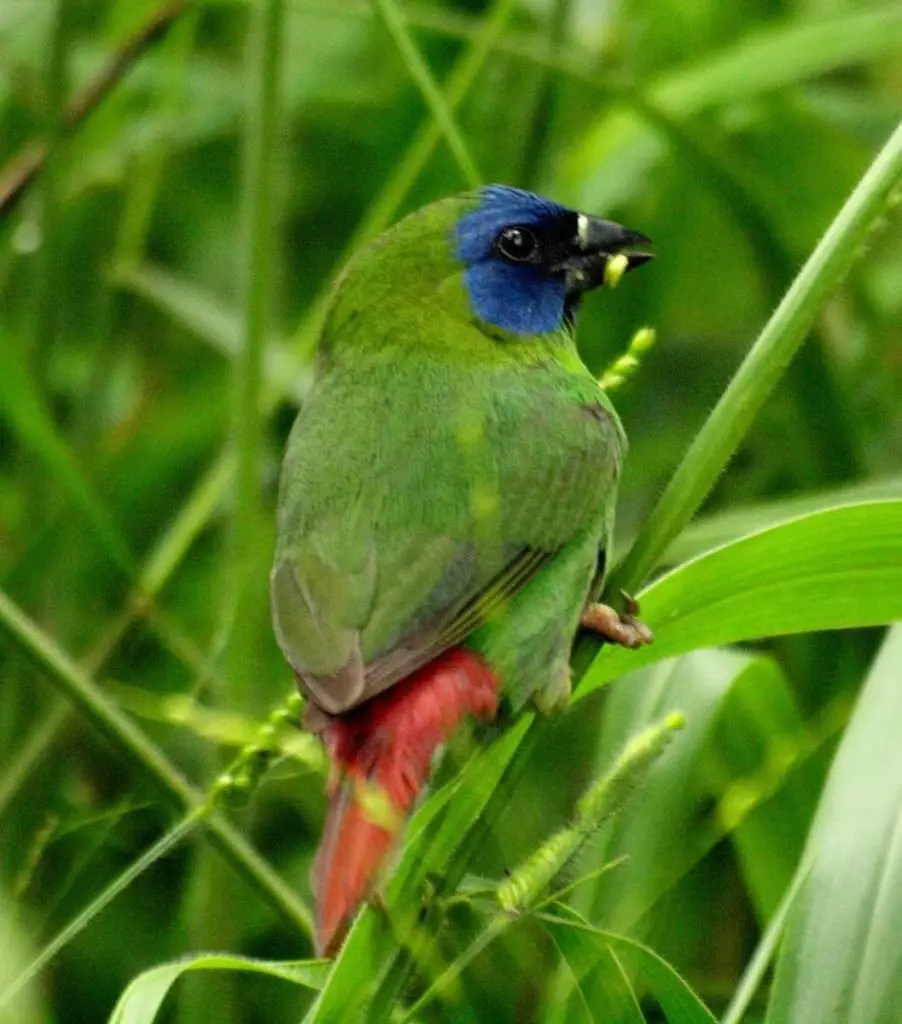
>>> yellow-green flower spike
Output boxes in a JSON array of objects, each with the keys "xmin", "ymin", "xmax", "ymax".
[
  {"xmin": 603, "ymin": 252, "xmax": 630, "ymax": 289},
  {"xmin": 600, "ymin": 326, "xmax": 657, "ymax": 393},
  {"xmin": 497, "ymin": 712, "xmax": 683, "ymax": 914},
  {"xmin": 209, "ymin": 688, "xmax": 312, "ymax": 810}
]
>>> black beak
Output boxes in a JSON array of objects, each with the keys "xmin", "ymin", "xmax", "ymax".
[{"xmin": 555, "ymin": 215, "xmax": 654, "ymax": 295}]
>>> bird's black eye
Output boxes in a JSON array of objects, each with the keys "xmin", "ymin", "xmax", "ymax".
[{"xmin": 496, "ymin": 225, "xmax": 538, "ymax": 263}]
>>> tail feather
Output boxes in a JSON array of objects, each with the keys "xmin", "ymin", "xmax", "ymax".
[
  {"xmin": 311, "ymin": 647, "xmax": 500, "ymax": 957},
  {"xmin": 313, "ymin": 779, "xmax": 397, "ymax": 957}
]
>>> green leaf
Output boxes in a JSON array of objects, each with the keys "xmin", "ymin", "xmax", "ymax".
[
  {"xmin": 766, "ymin": 625, "xmax": 902, "ymax": 1024},
  {"xmin": 543, "ymin": 910, "xmax": 718, "ymax": 1024},
  {"xmin": 107, "ymin": 953, "xmax": 329, "ymax": 1024},
  {"xmin": 604, "ymin": 121, "xmax": 902, "ymax": 600},
  {"xmin": 663, "ymin": 475, "xmax": 902, "ymax": 567},
  {"xmin": 579, "ymin": 500, "xmax": 902, "ymax": 701},
  {"xmin": 372, "ymin": 0, "xmax": 480, "ymax": 187},
  {"xmin": 548, "ymin": 923, "xmax": 645, "ymax": 1024}
]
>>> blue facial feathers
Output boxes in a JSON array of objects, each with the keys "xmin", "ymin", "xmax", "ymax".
[
  {"xmin": 456, "ymin": 186, "xmax": 569, "ymax": 263},
  {"xmin": 456, "ymin": 186, "xmax": 571, "ymax": 337}
]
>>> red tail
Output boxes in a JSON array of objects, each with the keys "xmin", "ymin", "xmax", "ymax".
[{"xmin": 312, "ymin": 647, "xmax": 500, "ymax": 957}]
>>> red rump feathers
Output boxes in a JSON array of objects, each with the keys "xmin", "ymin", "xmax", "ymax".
[{"xmin": 312, "ymin": 647, "xmax": 500, "ymax": 956}]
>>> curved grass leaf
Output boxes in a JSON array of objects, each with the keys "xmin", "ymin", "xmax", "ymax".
[
  {"xmin": 604, "ymin": 121, "xmax": 902, "ymax": 601},
  {"xmin": 542, "ymin": 909, "xmax": 717, "ymax": 1024},
  {"xmin": 765, "ymin": 625, "xmax": 902, "ymax": 1024},
  {"xmin": 107, "ymin": 953, "xmax": 328, "ymax": 1024},
  {"xmin": 549, "ymin": 924, "xmax": 645, "ymax": 1024},
  {"xmin": 373, "ymin": 0, "xmax": 480, "ymax": 187},
  {"xmin": 578, "ymin": 500, "xmax": 902, "ymax": 701},
  {"xmin": 662, "ymin": 475, "xmax": 902, "ymax": 568}
]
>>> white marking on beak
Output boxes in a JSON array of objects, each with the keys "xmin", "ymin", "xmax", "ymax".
[{"xmin": 577, "ymin": 213, "xmax": 590, "ymax": 249}]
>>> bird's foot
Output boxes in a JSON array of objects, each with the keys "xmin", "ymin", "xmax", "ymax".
[{"xmin": 581, "ymin": 593, "xmax": 653, "ymax": 649}]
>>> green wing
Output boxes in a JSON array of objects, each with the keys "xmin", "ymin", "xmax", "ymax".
[{"xmin": 270, "ymin": 358, "xmax": 623, "ymax": 715}]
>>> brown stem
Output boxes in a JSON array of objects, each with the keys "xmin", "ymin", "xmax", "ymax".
[{"xmin": 0, "ymin": 0, "xmax": 189, "ymax": 220}]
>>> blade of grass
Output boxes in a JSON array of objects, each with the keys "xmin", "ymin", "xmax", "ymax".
[
  {"xmin": 372, "ymin": 0, "xmax": 480, "ymax": 189},
  {"xmin": 109, "ymin": 953, "xmax": 329, "ymax": 1024},
  {"xmin": 350, "ymin": 0, "xmax": 513, "ymax": 246},
  {"xmin": 517, "ymin": 0, "xmax": 571, "ymax": 188},
  {"xmin": 721, "ymin": 862, "xmax": 810, "ymax": 1024},
  {"xmin": 0, "ymin": 811, "xmax": 204, "ymax": 1013},
  {"xmin": 765, "ymin": 625, "xmax": 902, "ymax": 1024},
  {"xmin": 0, "ymin": 0, "xmax": 189, "ymax": 220},
  {"xmin": 0, "ymin": 588, "xmax": 313, "ymax": 940},
  {"xmin": 179, "ymin": 6, "xmax": 287, "ymax": 1010},
  {"xmin": 228, "ymin": 0, "xmax": 284, "ymax": 709},
  {"xmin": 539, "ymin": 912, "xmax": 718, "ymax": 1024},
  {"xmin": 581, "ymin": 500, "xmax": 902, "ymax": 697},
  {"xmin": 604, "ymin": 118, "xmax": 902, "ymax": 603},
  {"xmin": 662, "ymin": 474, "xmax": 902, "ymax": 566}
]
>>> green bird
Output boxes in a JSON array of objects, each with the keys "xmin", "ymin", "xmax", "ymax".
[{"xmin": 270, "ymin": 185, "xmax": 653, "ymax": 955}]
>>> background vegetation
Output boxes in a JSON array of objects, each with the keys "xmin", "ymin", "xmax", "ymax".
[{"xmin": 1, "ymin": 0, "xmax": 901, "ymax": 1021}]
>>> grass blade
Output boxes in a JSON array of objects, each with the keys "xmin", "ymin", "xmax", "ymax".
[
  {"xmin": 765, "ymin": 626, "xmax": 902, "ymax": 1024},
  {"xmin": 373, "ymin": 0, "xmax": 481, "ymax": 188},
  {"xmin": 605, "ymin": 119, "xmax": 902, "ymax": 600},
  {"xmin": 108, "ymin": 953, "xmax": 328, "ymax": 1024},
  {"xmin": 0, "ymin": 588, "xmax": 313, "ymax": 939}
]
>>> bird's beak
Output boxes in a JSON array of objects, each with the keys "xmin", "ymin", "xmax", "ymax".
[{"xmin": 555, "ymin": 215, "xmax": 653, "ymax": 295}]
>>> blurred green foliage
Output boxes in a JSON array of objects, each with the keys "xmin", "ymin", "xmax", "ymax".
[{"xmin": 0, "ymin": 0, "xmax": 900, "ymax": 1021}]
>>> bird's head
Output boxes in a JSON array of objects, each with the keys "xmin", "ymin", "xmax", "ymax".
[
  {"xmin": 456, "ymin": 184, "xmax": 652, "ymax": 336},
  {"xmin": 323, "ymin": 185, "xmax": 652, "ymax": 353}
]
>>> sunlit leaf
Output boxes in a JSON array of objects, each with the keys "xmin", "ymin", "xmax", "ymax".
[
  {"xmin": 578, "ymin": 501, "xmax": 902, "ymax": 701},
  {"xmin": 766, "ymin": 625, "xmax": 902, "ymax": 1024},
  {"xmin": 663, "ymin": 475, "xmax": 902, "ymax": 567},
  {"xmin": 107, "ymin": 953, "xmax": 328, "ymax": 1024}
]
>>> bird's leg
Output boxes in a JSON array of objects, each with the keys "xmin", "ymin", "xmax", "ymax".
[{"xmin": 580, "ymin": 592, "xmax": 653, "ymax": 649}]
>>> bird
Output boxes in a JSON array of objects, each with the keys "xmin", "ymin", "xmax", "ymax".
[{"xmin": 270, "ymin": 184, "xmax": 654, "ymax": 956}]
